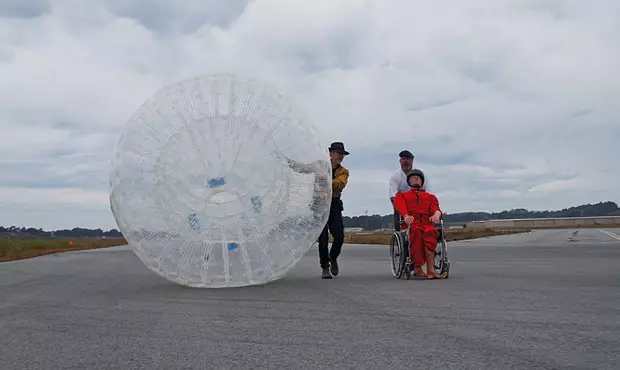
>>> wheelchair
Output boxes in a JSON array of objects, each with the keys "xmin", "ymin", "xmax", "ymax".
[{"xmin": 389, "ymin": 214, "xmax": 451, "ymax": 280}]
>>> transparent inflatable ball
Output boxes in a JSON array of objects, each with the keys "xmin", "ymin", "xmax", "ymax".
[{"xmin": 109, "ymin": 74, "xmax": 332, "ymax": 288}]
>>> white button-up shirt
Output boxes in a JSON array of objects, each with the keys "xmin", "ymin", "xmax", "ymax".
[{"xmin": 389, "ymin": 168, "xmax": 430, "ymax": 198}]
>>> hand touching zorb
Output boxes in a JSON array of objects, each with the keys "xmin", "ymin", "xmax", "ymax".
[{"xmin": 109, "ymin": 74, "xmax": 332, "ymax": 288}]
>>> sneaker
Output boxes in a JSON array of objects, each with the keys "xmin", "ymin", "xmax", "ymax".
[
  {"xmin": 321, "ymin": 266, "xmax": 332, "ymax": 279},
  {"xmin": 330, "ymin": 259, "xmax": 339, "ymax": 276}
]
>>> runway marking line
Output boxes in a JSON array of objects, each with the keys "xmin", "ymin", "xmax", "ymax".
[{"xmin": 599, "ymin": 229, "xmax": 620, "ymax": 241}]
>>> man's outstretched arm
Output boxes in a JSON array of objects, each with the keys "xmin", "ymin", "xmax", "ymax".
[{"xmin": 284, "ymin": 156, "xmax": 328, "ymax": 175}]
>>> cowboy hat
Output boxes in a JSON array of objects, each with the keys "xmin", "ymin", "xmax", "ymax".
[{"xmin": 328, "ymin": 142, "xmax": 349, "ymax": 155}]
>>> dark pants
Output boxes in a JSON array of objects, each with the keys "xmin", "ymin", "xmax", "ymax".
[
  {"xmin": 318, "ymin": 198, "xmax": 344, "ymax": 268},
  {"xmin": 393, "ymin": 209, "xmax": 401, "ymax": 231}
]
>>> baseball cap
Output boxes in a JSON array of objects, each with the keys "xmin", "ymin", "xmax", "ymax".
[{"xmin": 399, "ymin": 150, "xmax": 414, "ymax": 159}]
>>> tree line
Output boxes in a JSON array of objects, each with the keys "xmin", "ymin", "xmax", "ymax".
[
  {"xmin": 0, "ymin": 226, "xmax": 123, "ymax": 239},
  {"xmin": 1, "ymin": 201, "xmax": 618, "ymax": 237},
  {"xmin": 344, "ymin": 201, "xmax": 619, "ymax": 230}
]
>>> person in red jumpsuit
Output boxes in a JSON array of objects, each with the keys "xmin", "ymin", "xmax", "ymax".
[{"xmin": 393, "ymin": 169, "xmax": 443, "ymax": 279}]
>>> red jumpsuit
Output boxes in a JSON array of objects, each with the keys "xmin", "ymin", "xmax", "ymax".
[{"xmin": 393, "ymin": 188, "xmax": 443, "ymax": 268}]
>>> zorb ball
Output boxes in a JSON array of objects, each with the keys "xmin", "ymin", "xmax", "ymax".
[{"xmin": 109, "ymin": 74, "xmax": 332, "ymax": 288}]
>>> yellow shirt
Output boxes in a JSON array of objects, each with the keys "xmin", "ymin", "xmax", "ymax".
[{"xmin": 332, "ymin": 164, "xmax": 349, "ymax": 199}]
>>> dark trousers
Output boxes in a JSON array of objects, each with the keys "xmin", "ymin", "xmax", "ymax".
[
  {"xmin": 318, "ymin": 199, "xmax": 344, "ymax": 268},
  {"xmin": 393, "ymin": 209, "xmax": 401, "ymax": 231}
]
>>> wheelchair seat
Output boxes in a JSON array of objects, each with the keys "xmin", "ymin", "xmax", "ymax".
[{"xmin": 389, "ymin": 214, "xmax": 451, "ymax": 280}]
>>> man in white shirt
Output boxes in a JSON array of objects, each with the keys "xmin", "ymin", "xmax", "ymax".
[{"xmin": 388, "ymin": 150, "xmax": 431, "ymax": 230}]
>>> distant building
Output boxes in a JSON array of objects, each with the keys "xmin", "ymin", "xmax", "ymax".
[
  {"xmin": 344, "ymin": 227, "xmax": 364, "ymax": 232},
  {"xmin": 466, "ymin": 216, "xmax": 620, "ymax": 229}
]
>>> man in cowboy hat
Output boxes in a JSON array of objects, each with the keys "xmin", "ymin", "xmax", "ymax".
[
  {"xmin": 317, "ymin": 141, "xmax": 350, "ymax": 279},
  {"xmin": 277, "ymin": 142, "xmax": 350, "ymax": 279}
]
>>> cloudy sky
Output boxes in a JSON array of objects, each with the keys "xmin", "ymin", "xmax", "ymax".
[{"xmin": 1, "ymin": 0, "xmax": 618, "ymax": 231}]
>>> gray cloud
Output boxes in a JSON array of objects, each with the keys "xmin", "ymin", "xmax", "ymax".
[
  {"xmin": 0, "ymin": 0, "xmax": 50, "ymax": 18},
  {"xmin": 103, "ymin": 0, "xmax": 250, "ymax": 33}
]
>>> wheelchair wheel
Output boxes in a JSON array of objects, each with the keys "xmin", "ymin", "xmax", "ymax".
[
  {"xmin": 390, "ymin": 232, "xmax": 406, "ymax": 278},
  {"xmin": 433, "ymin": 249, "xmax": 443, "ymax": 275},
  {"xmin": 433, "ymin": 238, "xmax": 450, "ymax": 278},
  {"xmin": 391, "ymin": 231, "xmax": 409, "ymax": 279}
]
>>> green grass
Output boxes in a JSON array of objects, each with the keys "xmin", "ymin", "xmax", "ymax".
[
  {"xmin": 0, "ymin": 238, "xmax": 127, "ymax": 262},
  {"xmin": 0, "ymin": 227, "xmax": 532, "ymax": 262}
]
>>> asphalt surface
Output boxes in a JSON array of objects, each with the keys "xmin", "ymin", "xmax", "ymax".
[{"xmin": 1, "ymin": 228, "xmax": 619, "ymax": 370}]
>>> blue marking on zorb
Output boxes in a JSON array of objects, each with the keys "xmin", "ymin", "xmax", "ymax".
[
  {"xmin": 227, "ymin": 242, "xmax": 238, "ymax": 251},
  {"xmin": 206, "ymin": 177, "xmax": 226, "ymax": 188},
  {"xmin": 250, "ymin": 196, "xmax": 262, "ymax": 213},
  {"xmin": 188, "ymin": 213, "xmax": 200, "ymax": 231}
]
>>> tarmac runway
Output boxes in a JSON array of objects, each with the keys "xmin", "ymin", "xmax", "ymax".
[{"xmin": 1, "ymin": 228, "xmax": 619, "ymax": 369}]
